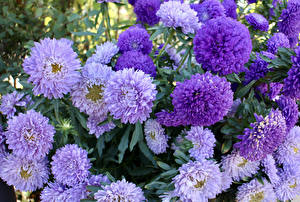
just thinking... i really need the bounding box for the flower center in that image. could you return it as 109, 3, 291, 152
289, 180, 297, 189
132, 42, 139, 50
86, 85, 104, 102
237, 158, 248, 167
194, 179, 206, 189
250, 191, 264, 202
24, 129, 36, 142
150, 132, 156, 140
51, 63, 63, 73
20, 167, 32, 180
292, 146, 299, 154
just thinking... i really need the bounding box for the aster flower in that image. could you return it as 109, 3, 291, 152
185, 126, 216, 161
157, 1, 201, 34
234, 109, 287, 161
156, 110, 185, 127
71, 63, 113, 116
104, 68, 157, 124
115, 51, 156, 77
51, 144, 91, 186
262, 155, 280, 185
0, 125, 7, 160
117, 26, 152, 55
88, 174, 111, 187
270, 0, 282, 17
275, 126, 300, 165
267, 33, 290, 54
41, 182, 87, 202
236, 178, 277, 201
22, 38, 81, 99
193, 17, 252, 75
222, 0, 237, 19
5, 110, 55, 160
128, 0, 136, 5
190, 0, 225, 23
87, 114, 115, 138
134, 0, 160, 26
144, 119, 169, 155
0, 91, 28, 118
0, 154, 49, 191
245, 13, 269, 32
256, 82, 283, 100
247, 0, 257, 4
172, 160, 222, 201
94, 179, 145, 202
86, 42, 119, 65
221, 151, 260, 181
276, 95, 298, 131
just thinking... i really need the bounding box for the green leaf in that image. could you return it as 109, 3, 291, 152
235, 80, 256, 98
157, 161, 171, 170
138, 141, 156, 166
86, 185, 101, 193
28, 97, 46, 110
221, 139, 232, 154
97, 136, 105, 158
150, 27, 165, 41
129, 122, 143, 151
117, 126, 131, 163
160, 169, 178, 178
174, 150, 189, 162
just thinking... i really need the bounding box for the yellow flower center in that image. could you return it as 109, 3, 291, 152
194, 179, 206, 189
20, 167, 32, 180
150, 132, 156, 140
250, 191, 264, 202
289, 181, 297, 189
24, 129, 35, 142
237, 158, 248, 167
51, 63, 63, 73
86, 85, 104, 102
292, 146, 299, 154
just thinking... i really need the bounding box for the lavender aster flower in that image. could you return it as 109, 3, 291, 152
0, 91, 27, 118
88, 174, 111, 187
245, 13, 269, 32
194, 17, 252, 75
186, 126, 216, 161
87, 114, 115, 138
222, 0, 237, 19
261, 155, 280, 184
5, 110, 55, 160
104, 68, 157, 124
190, 0, 225, 23
117, 26, 152, 55
86, 42, 119, 65
221, 151, 260, 181
94, 179, 145, 202
0, 125, 7, 160
234, 109, 287, 161
157, 1, 201, 34
51, 144, 91, 186
172, 160, 222, 201
0, 154, 49, 191
267, 33, 290, 54
236, 178, 277, 201
144, 119, 169, 155
134, 0, 160, 26
115, 51, 156, 77
276, 95, 298, 131
22, 38, 81, 99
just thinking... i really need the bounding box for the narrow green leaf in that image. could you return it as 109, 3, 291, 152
157, 161, 171, 170
138, 141, 156, 166
221, 139, 232, 154
235, 80, 256, 98
117, 126, 131, 163
174, 150, 189, 162
97, 136, 105, 158
129, 122, 143, 151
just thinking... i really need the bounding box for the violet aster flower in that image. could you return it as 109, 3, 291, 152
87, 114, 115, 138
247, 0, 257, 4
0, 154, 49, 191
267, 33, 290, 54
245, 13, 269, 32
134, 0, 160, 26
236, 178, 277, 201
157, 1, 201, 34
234, 109, 287, 161
276, 95, 298, 131
261, 155, 280, 184
5, 110, 55, 160
117, 26, 153, 55
22, 38, 81, 99
0, 125, 8, 160
156, 110, 185, 127
144, 119, 169, 155
222, 0, 237, 19
256, 82, 283, 100
86, 42, 119, 65
190, 0, 225, 23
104, 68, 157, 124
172, 160, 222, 201
0, 91, 27, 118
71, 63, 113, 116
94, 179, 145, 201
51, 144, 91, 186
270, 0, 282, 17
186, 126, 216, 161
275, 126, 300, 165
88, 174, 111, 187
221, 172, 233, 191
41, 182, 87, 202
194, 17, 252, 75
221, 151, 260, 181
97, 0, 120, 3
115, 51, 156, 77
128, 0, 136, 5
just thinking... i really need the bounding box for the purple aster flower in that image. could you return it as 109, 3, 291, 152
87, 114, 115, 138
41, 182, 87, 202
245, 13, 269, 32
234, 109, 287, 161
172, 160, 222, 201
190, 0, 225, 23
0, 91, 28, 118
157, 1, 201, 34
156, 110, 185, 127
270, 0, 282, 17
222, 0, 237, 19
247, 0, 257, 4
88, 174, 111, 187
262, 155, 280, 184
51, 144, 91, 186
97, 0, 120, 3
221, 151, 260, 181
267, 33, 290, 54
5, 110, 55, 160
256, 82, 283, 100
94, 179, 145, 201
144, 119, 169, 155
236, 178, 277, 201
134, 0, 160, 26
0, 154, 49, 191
104, 68, 157, 124
275, 126, 300, 165
221, 172, 233, 191
185, 126, 216, 161
117, 26, 152, 55
276, 95, 298, 131
115, 51, 156, 77
71, 63, 113, 116
0, 125, 8, 160
128, 0, 136, 5
22, 38, 81, 99
58, 38, 74, 47
194, 17, 252, 75
86, 42, 119, 65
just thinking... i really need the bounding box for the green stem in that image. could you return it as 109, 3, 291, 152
176, 46, 191, 72
104, 3, 111, 41
154, 29, 175, 64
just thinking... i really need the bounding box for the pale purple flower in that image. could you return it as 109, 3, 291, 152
221, 172, 233, 191
261, 155, 280, 184
0, 91, 28, 118
88, 174, 111, 187
86, 42, 119, 65
87, 114, 115, 138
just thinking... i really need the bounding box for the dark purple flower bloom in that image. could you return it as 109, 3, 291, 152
234, 109, 287, 161
222, 0, 237, 19
270, 0, 282, 17
257, 82, 283, 100
267, 33, 290, 54
128, 0, 136, 5
156, 110, 185, 127
134, 0, 160, 26
117, 26, 152, 55
245, 13, 269, 32
190, 0, 225, 23
115, 51, 156, 77
276, 96, 299, 131
193, 17, 252, 75
247, 0, 257, 4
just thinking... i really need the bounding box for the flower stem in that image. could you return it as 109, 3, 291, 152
176, 46, 191, 72
104, 3, 112, 41
154, 29, 175, 64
